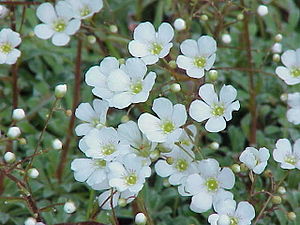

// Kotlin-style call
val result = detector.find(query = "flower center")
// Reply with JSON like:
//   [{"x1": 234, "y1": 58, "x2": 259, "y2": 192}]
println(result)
[
  {"x1": 212, "y1": 105, "x2": 225, "y2": 116},
  {"x1": 131, "y1": 81, "x2": 143, "y2": 94},
  {"x1": 95, "y1": 159, "x2": 107, "y2": 167},
  {"x1": 291, "y1": 68, "x2": 300, "y2": 77},
  {"x1": 150, "y1": 42, "x2": 163, "y2": 55},
  {"x1": 80, "y1": 6, "x2": 91, "y2": 17},
  {"x1": 205, "y1": 178, "x2": 219, "y2": 192},
  {"x1": 284, "y1": 155, "x2": 296, "y2": 165},
  {"x1": 125, "y1": 174, "x2": 137, "y2": 185},
  {"x1": 193, "y1": 57, "x2": 206, "y2": 68},
  {"x1": 175, "y1": 159, "x2": 188, "y2": 172},
  {"x1": 230, "y1": 217, "x2": 238, "y2": 225},
  {"x1": 102, "y1": 144, "x2": 116, "y2": 155},
  {"x1": 0, "y1": 43, "x2": 12, "y2": 54},
  {"x1": 53, "y1": 20, "x2": 66, "y2": 32},
  {"x1": 161, "y1": 121, "x2": 175, "y2": 134}
]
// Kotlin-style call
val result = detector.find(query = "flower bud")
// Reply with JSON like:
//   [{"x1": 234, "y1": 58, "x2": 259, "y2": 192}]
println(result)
[
  {"x1": 218, "y1": 214, "x2": 230, "y2": 225},
  {"x1": 87, "y1": 35, "x2": 96, "y2": 44},
  {"x1": 222, "y1": 34, "x2": 232, "y2": 44},
  {"x1": 7, "y1": 127, "x2": 21, "y2": 139},
  {"x1": 237, "y1": 13, "x2": 244, "y2": 21},
  {"x1": 150, "y1": 150, "x2": 160, "y2": 160},
  {"x1": 274, "y1": 34, "x2": 283, "y2": 42},
  {"x1": 277, "y1": 186, "x2": 286, "y2": 195},
  {"x1": 257, "y1": 5, "x2": 268, "y2": 17},
  {"x1": 200, "y1": 14, "x2": 208, "y2": 21},
  {"x1": 52, "y1": 139, "x2": 63, "y2": 150},
  {"x1": 272, "y1": 54, "x2": 280, "y2": 63},
  {"x1": 55, "y1": 84, "x2": 67, "y2": 98},
  {"x1": 170, "y1": 83, "x2": 181, "y2": 93},
  {"x1": 209, "y1": 142, "x2": 219, "y2": 150},
  {"x1": 28, "y1": 168, "x2": 39, "y2": 179},
  {"x1": 135, "y1": 212, "x2": 147, "y2": 225},
  {"x1": 109, "y1": 25, "x2": 118, "y2": 33},
  {"x1": 263, "y1": 169, "x2": 272, "y2": 177},
  {"x1": 280, "y1": 93, "x2": 288, "y2": 102},
  {"x1": 168, "y1": 60, "x2": 177, "y2": 69},
  {"x1": 118, "y1": 58, "x2": 125, "y2": 64},
  {"x1": 173, "y1": 18, "x2": 186, "y2": 31},
  {"x1": 208, "y1": 70, "x2": 218, "y2": 81},
  {"x1": 240, "y1": 163, "x2": 248, "y2": 172},
  {"x1": 118, "y1": 198, "x2": 127, "y2": 207},
  {"x1": 272, "y1": 43, "x2": 282, "y2": 53},
  {"x1": 19, "y1": 138, "x2": 27, "y2": 145},
  {"x1": 121, "y1": 115, "x2": 130, "y2": 123},
  {"x1": 287, "y1": 212, "x2": 296, "y2": 221},
  {"x1": 231, "y1": 164, "x2": 241, "y2": 173},
  {"x1": 163, "y1": 178, "x2": 171, "y2": 187},
  {"x1": 12, "y1": 108, "x2": 25, "y2": 121},
  {"x1": 272, "y1": 196, "x2": 282, "y2": 205},
  {"x1": 166, "y1": 157, "x2": 174, "y2": 165},
  {"x1": 65, "y1": 109, "x2": 72, "y2": 117},
  {"x1": 0, "y1": 5, "x2": 9, "y2": 19},
  {"x1": 4, "y1": 152, "x2": 16, "y2": 163},
  {"x1": 64, "y1": 201, "x2": 76, "y2": 214},
  {"x1": 24, "y1": 217, "x2": 36, "y2": 225}
]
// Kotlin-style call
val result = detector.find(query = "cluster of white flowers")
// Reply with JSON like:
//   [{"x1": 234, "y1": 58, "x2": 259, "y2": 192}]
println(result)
[
  {"x1": 34, "y1": 0, "x2": 103, "y2": 46},
  {"x1": 0, "y1": 28, "x2": 22, "y2": 65}
]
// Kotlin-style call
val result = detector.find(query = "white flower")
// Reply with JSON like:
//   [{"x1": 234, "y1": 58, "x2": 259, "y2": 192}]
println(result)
[
  {"x1": 257, "y1": 5, "x2": 268, "y2": 16},
  {"x1": 12, "y1": 108, "x2": 25, "y2": 121},
  {"x1": 75, "y1": 99, "x2": 109, "y2": 136},
  {"x1": 98, "y1": 189, "x2": 135, "y2": 210},
  {"x1": 185, "y1": 158, "x2": 235, "y2": 213},
  {"x1": 55, "y1": 84, "x2": 67, "y2": 98},
  {"x1": 82, "y1": 127, "x2": 130, "y2": 161},
  {"x1": 0, "y1": 28, "x2": 21, "y2": 65},
  {"x1": 128, "y1": 22, "x2": 174, "y2": 65},
  {"x1": 135, "y1": 213, "x2": 147, "y2": 225},
  {"x1": 66, "y1": 0, "x2": 103, "y2": 19},
  {"x1": 108, "y1": 153, "x2": 151, "y2": 193},
  {"x1": 239, "y1": 147, "x2": 270, "y2": 174},
  {"x1": 64, "y1": 201, "x2": 76, "y2": 214},
  {"x1": 275, "y1": 49, "x2": 300, "y2": 85},
  {"x1": 28, "y1": 168, "x2": 39, "y2": 179},
  {"x1": 34, "y1": 2, "x2": 81, "y2": 46},
  {"x1": 138, "y1": 97, "x2": 187, "y2": 143},
  {"x1": 85, "y1": 57, "x2": 156, "y2": 109},
  {"x1": 189, "y1": 83, "x2": 240, "y2": 132},
  {"x1": 7, "y1": 126, "x2": 21, "y2": 138},
  {"x1": 221, "y1": 34, "x2": 231, "y2": 44},
  {"x1": 52, "y1": 138, "x2": 63, "y2": 150},
  {"x1": 71, "y1": 158, "x2": 110, "y2": 190},
  {"x1": 287, "y1": 92, "x2": 300, "y2": 125},
  {"x1": 118, "y1": 121, "x2": 157, "y2": 160},
  {"x1": 272, "y1": 43, "x2": 282, "y2": 53},
  {"x1": 155, "y1": 146, "x2": 197, "y2": 186},
  {"x1": 273, "y1": 139, "x2": 300, "y2": 170},
  {"x1": 24, "y1": 217, "x2": 36, "y2": 225},
  {"x1": 173, "y1": 18, "x2": 186, "y2": 31},
  {"x1": 4, "y1": 152, "x2": 16, "y2": 163},
  {"x1": 176, "y1": 35, "x2": 216, "y2": 78},
  {"x1": 208, "y1": 199, "x2": 255, "y2": 225}
]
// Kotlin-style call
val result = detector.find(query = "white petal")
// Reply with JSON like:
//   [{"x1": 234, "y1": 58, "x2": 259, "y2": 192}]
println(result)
[
  {"x1": 287, "y1": 92, "x2": 300, "y2": 108},
  {"x1": 75, "y1": 102, "x2": 96, "y2": 122},
  {"x1": 208, "y1": 214, "x2": 219, "y2": 225},
  {"x1": 235, "y1": 201, "x2": 255, "y2": 221},
  {"x1": 157, "y1": 23, "x2": 174, "y2": 45},
  {"x1": 293, "y1": 139, "x2": 300, "y2": 158},
  {"x1": 259, "y1": 147, "x2": 270, "y2": 162},
  {"x1": 75, "y1": 123, "x2": 93, "y2": 136},
  {"x1": 218, "y1": 168, "x2": 235, "y2": 189},
  {"x1": 253, "y1": 162, "x2": 267, "y2": 174},
  {"x1": 99, "y1": 57, "x2": 120, "y2": 76},
  {"x1": 123, "y1": 58, "x2": 147, "y2": 79},
  {"x1": 51, "y1": 33, "x2": 70, "y2": 46},
  {"x1": 5, "y1": 49, "x2": 20, "y2": 65},
  {"x1": 199, "y1": 83, "x2": 218, "y2": 106},
  {"x1": 176, "y1": 55, "x2": 193, "y2": 70},
  {"x1": 189, "y1": 100, "x2": 211, "y2": 122},
  {"x1": 98, "y1": 190, "x2": 120, "y2": 210},
  {"x1": 87, "y1": 168, "x2": 106, "y2": 186},
  {"x1": 142, "y1": 72, "x2": 156, "y2": 92},
  {"x1": 138, "y1": 113, "x2": 165, "y2": 142},
  {"x1": 107, "y1": 69, "x2": 130, "y2": 92},
  {"x1": 158, "y1": 43, "x2": 173, "y2": 58},
  {"x1": 55, "y1": 1, "x2": 74, "y2": 20},
  {"x1": 281, "y1": 50, "x2": 296, "y2": 68},
  {"x1": 65, "y1": 19, "x2": 81, "y2": 35},
  {"x1": 205, "y1": 116, "x2": 226, "y2": 132},
  {"x1": 198, "y1": 158, "x2": 220, "y2": 178},
  {"x1": 128, "y1": 40, "x2": 149, "y2": 57},
  {"x1": 185, "y1": 174, "x2": 205, "y2": 195},
  {"x1": 85, "y1": 66, "x2": 105, "y2": 87},
  {"x1": 141, "y1": 55, "x2": 159, "y2": 65},
  {"x1": 273, "y1": 139, "x2": 292, "y2": 163},
  {"x1": 93, "y1": 99, "x2": 109, "y2": 124},
  {"x1": 287, "y1": 108, "x2": 300, "y2": 125},
  {"x1": 224, "y1": 100, "x2": 240, "y2": 121},
  {"x1": 133, "y1": 22, "x2": 156, "y2": 43},
  {"x1": 110, "y1": 92, "x2": 132, "y2": 109},
  {"x1": 220, "y1": 85, "x2": 237, "y2": 105},
  {"x1": 34, "y1": 24, "x2": 54, "y2": 39},
  {"x1": 197, "y1": 35, "x2": 217, "y2": 57},
  {"x1": 71, "y1": 158, "x2": 95, "y2": 182},
  {"x1": 36, "y1": 3, "x2": 57, "y2": 24},
  {"x1": 152, "y1": 97, "x2": 173, "y2": 119},
  {"x1": 7, "y1": 31, "x2": 21, "y2": 47},
  {"x1": 172, "y1": 104, "x2": 187, "y2": 127},
  {"x1": 204, "y1": 54, "x2": 216, "y2": 70},
  {"x1": 118, "y1": 121, "x2": 142, "y2": 145},
  {"x1": 180, "y1": 39, "x2": 199, "y2": 57},
  {"x1": 187, "y1": 67, "x2": 205, "y2": 78},
  {"x1": 190, "y1": 191, "x2": 213, "y2": 213},
  {"x1": 155, "y1": 160, "x2": 174, "y2": 177}
]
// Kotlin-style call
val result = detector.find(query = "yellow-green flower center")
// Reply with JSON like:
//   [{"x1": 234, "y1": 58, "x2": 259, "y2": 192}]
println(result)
[
  {"x1": 102, "y1": 144, "x2": 116, "y2": 155},
  {"x1": 95, "y1": 159, "x2": 107, "y2": 167},
  {"x1": 150, "y1": 42, "x2": 163, "y2": 55},
  {"x1": 193, "y1": 57, "x2": 206, "y2": 68},
  {"x1": 0, "y1": 43, "x2": 12, "y2": 54},
  {"x1": 161, "y1": 121, "x2": 175, "y2": 134},
  {"x1": 175, "y1": 159, "x2": 188, "y2": 172},
  {"x1": 131, "y1": 81, "x2": 143, "y2": 94},
  {"x1": 53, "y1": 20, "x2": 66, "y2": 32},
  {"x1": 291, "y1": 68, "x2": 300, "y2": 77},
  {"x1": 205, "y1": 178, "x2": 219, "y2": 192},
  {"x1": 179, "y1": 139, "x2": 190, "y2": 146},
  {"x1": 285, "y1": 155, "x2": 296, "y2": 165},
  {"x1": 80, "y1": 6, "x2": 91, "y2": 17},
  {"x1": 230, "y1": 217, "x2": 238, "y2": 225},
  {"x1": 125, "y1": 174, "x2": 137, "y2": 185},
  {"x1": 212, "y1": 105, "x2": 225, "y2": 116}
]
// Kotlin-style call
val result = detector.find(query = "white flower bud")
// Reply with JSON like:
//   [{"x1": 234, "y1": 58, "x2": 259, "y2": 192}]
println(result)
[
  {"x1": 121, "y1": 115, "x2": 130, "y2": 123},
  {"x1": 24, "y1": 217, "x2": 36, "y2": 225},
  {"x1": 64, "y1": 201, "x2": 76, "y2": 214},
  {"x1": 28, "y1": 168, "x2": 39, "y2": 179},
  {"x1": 272, "y1": 43, "x2": 282, "y2": 53},
  {"x1": 118, "y1": 198, "x2": 127, "y2": 207},
  {"x1": 52, "y1": 139, "x2": 63, "y2": 150},
  {"x1": 7, "y1": 127, "x2": 21, "y2": 139},
  {"x1": 237, "y1": 13, "x2": 244, "y2": 21},
  {"x1": 272, "y1": 53, "x2": 280, "y2": 63},
  {"x1": 109, "y1": 25, "x2": 118, "y2": 33},
  {"x1": 277, "y1": 186, "x2": 286, "y2": 194},
  {"x1": 222, "y1": 34, "x2": 232, "y2": 44},
  {"x1": 231, "y1": 164, "x2": 241, "y2": 173},
  {"x1": 170, "y1": 83, "x2": 181, "y2": 92},
  {"x1": 173, "y1": 18, "x2": 186, "y2": 31},
  {"x1": 0, "y1": 5, "x2": 9, "y2": 19},
  {"x1": 135, "y1": 213, "x2": 147, "y2": 225},
  {"x1": 210, "y1": 142, "x2": 219, "y2": 150},
  {"x1": 288, "y1": 212, "x2": 296, "y2": 221},
  {"x1": 257, "y1": 5, "x2": 268, "y2": 17},
  {"x1": 218, "y1": 215, "x2": 230, "y2": 225},
  {"x1": 4, "y1": 152, "x2": 16, "y2": 163},
  {"x1": 280, "y1": 93, "x2": 288, "y2": 102},
  {"x1": 200, "y1": 14, "x2": 208, "y2": 21},
  {"x1": 55, "y1": 84, "x2": 67, "y2": 98},
  {"x1": 12, "y1": 108, "x2": 26, "y2": 121},
  {"x1": 274, "y1": 33, "x2": 283, "y2": 42},
  {"x1": 87, "y1": 35, "x2": 96, "y2": 44},
  {"x1": 208, "y1": 69, "x2": 218, "y2": 81}
]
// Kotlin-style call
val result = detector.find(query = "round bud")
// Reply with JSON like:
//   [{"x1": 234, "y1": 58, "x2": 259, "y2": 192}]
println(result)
[
  {"x1": 272, "y1": 54, "x2": 280, "y2": 63},
  {"x1": 287, "y1": 212, "x2": 296, "y2": 221},
  {"x1": 28, "y1": 31, "x2": 35, "y2": 38},
  {"x1": 19, "y1": 138, "x2": 27, "y2": 145},
  {"x1": 121, "y1": 115, "x2": 130, "y2": 123},
  {"x1": 87, "y1": 35, "x2": 96, "y2": 44},
  {"x1": 150, "y1": 150, "x2": 160, "y2": 160},
  {"x1": 272, "y1": 196, "x2": 282, "y2": 205},
  {"x1": 7, "y1": 127, "x2": 21, "y2": 139},
  {"x1": 240, "y1": 163, "x2": 248, "y2": 172},
  {"x1": 277, "y1": 186, "x2": 286, "y2": 195},
  {"x1": 109, "y1": 25, "x2": 118, "y2": 33},
  {"x1": 4, "y1": 152, "x2": 16, "y2": 163},
  {"x1": 231, "y1": 164, "x2": 241, "y2": 173},
  {"x1": 280, "y1": 93, "x2": 288, "y2": 102},
  {"x1": 12, "y1": 108, "x2": 25, "y2": 121},
  {"x1": 28, "y1": 168, "x2": 39, "y2": 179},
  {"x1": 210, "y1": 142, "x2": 219, "y2": 150},
  {"x1": 24, "y1": 217, "x2": 37, "y2": 225},
  {"x1": 55, "y1": 84, "x2": 67, "y2": 98},
  {"x1": 65, "y1": 109, "x2": 72, "y2": 117},
  {"x1": 237, "y1": 13, "x2": 244, "y2": 21},
  {"x1": 118, "y1": 198, "x2": 127, "y2": 207},
  {"x1": 163, "y1": 178, "x2": 171, "y2": 187},
  {"x1": 173, "y1": 18, "x2": 186, "y2": 31},
  {"x1": 218, "y1": 214, "x2": 230, "y2": 225},
  {"x1": 166, "y1": 157, "x2": 174, "y2": 165},
  {"x1": 274, "y1": 33, "x2": 283, "y2": 42},
  {"x1": 208, "y1": 70, "x2": 218, "y2": 81},
  {"x1": 135, "y1": 212, "x2": 147, "y2": 225},
  {"x1": 168, "y1": 60, "x2": 177, "y2": 69},
  {"x1": 257, "y1": 5, "x2": 268, "y2": 17},
  {"x1": 200, "y1": 14, "x2": 208, "y2": 21},
  {"x1": 272, "y1": 43, "x2": 282, "y2": 53},
  {"x1": 118, "y1": 58, "x2": 125, "y2": 64},
  {"x1": 52, "y1": 138, "x2": 63, "y2": 150},
  {"x1": 0, "y1": 5, "x2": 9, "y2": 19},
  {"x1": 170, "y1": 83, "x2": 181, "y2": 93},
  {"x1": 263, "y1": 169, "x2": 272, "y2": 177},
  {"x1": 64, "y1": 201, "x2": 76, "y2": 214},
  {"x1": 222, "y1": 34, "x2": 232, "y2": 44}
]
